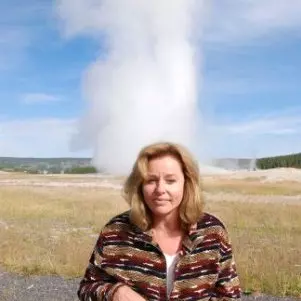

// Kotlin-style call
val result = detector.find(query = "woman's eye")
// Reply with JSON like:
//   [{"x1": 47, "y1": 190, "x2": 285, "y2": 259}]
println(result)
[
  {"x1": 166, "y1": 179, "x2": 176, "y2": 184},
  {"x1": 146, "y1": 179, "x2": 156, "y2": 184}
]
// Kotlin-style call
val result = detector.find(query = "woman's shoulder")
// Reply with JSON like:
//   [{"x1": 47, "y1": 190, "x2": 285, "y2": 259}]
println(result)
[
  {"x1": 196, "y1": 212, "x2": 228, "y2": 231},
  {"x1": 188, "y1": 213, "x2": 231, "y2": 245},
  {"x1": 104, "y1": 210, "x2": 131, "y2": 227},
  {"x1": 92, "y1": 211, "x2": 135, "y2": 249},
  {"x1": 95, "y1": 211, "x2": 132, "y2": 241}
]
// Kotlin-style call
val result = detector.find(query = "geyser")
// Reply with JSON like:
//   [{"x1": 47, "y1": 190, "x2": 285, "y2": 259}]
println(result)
[{"x1": 57, "y1": 0, "x2": 204, "y2": 174}]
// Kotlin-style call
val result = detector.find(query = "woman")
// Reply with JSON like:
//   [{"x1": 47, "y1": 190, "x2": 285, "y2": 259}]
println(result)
[{"x1": 78, "y1": 142, "x2": 241, "y2": 301}]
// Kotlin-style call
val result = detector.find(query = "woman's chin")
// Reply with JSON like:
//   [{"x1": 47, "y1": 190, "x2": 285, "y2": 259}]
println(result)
[{"x1": 149, "y1": 206, "x2": 176, "y2": 217}]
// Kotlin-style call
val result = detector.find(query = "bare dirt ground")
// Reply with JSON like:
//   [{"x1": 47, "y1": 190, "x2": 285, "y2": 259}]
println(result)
[{"x1": 1, "y1": 168, "x2": 300, "y2": 301}]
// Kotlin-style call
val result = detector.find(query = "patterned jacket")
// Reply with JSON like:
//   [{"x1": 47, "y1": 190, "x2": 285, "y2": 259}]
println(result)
[{"x1": 78, "y1": 211, "x2": 241, "y2": 301}]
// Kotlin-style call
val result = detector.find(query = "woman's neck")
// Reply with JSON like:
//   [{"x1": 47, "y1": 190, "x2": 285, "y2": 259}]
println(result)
[
  {"x1": 151, "y1": 211, "x2": 184, "y2": 255},
  {"x1": 152, "y1": 211, "x2": 182, "y2": 235}
]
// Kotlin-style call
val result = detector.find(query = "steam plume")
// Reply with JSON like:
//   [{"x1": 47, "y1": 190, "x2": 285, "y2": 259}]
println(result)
[{"x1": 56, "y1": 0, "x2": 203, "y2": 173}]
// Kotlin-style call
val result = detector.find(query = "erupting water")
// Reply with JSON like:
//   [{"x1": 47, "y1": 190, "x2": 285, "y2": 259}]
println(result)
[{"x1": 57, "y1": 0, "x2": 205, "y2": 173}]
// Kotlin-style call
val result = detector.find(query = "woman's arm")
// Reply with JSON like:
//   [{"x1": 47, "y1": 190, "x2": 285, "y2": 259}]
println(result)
[
  {"x1": 78, "y1": 232, "x2": 146, "y2": 301},
  {"x1": 77, "y1": 234, "x2": 125, "y2": 301},
  {"x1": 212, "y1": 227, "x2": 241, "y2": 300}
]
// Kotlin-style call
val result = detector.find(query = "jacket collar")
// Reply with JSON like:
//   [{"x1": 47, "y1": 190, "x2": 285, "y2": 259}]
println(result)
[{"x1": 131, "y1": 221, "x2": 199, "y2": 255}]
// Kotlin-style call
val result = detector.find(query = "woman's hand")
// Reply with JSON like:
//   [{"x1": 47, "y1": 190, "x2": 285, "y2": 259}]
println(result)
[{"x1": 113, "y1": 285, "x2": 146, "y2": 301}]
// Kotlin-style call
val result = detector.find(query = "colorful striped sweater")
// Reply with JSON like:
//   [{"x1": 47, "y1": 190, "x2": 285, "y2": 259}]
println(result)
[{"x1": 78, "y1": 211, "x2": 241, "y2": 301}]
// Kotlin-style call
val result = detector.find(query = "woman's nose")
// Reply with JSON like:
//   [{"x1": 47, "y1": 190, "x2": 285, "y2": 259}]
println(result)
[{"x1": 156, "y1": 180, "x2": 166, "y2": 193}]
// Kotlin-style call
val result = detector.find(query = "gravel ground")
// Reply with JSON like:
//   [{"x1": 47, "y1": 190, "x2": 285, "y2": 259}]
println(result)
[{"x1": 0, "y1": 269, "x2": 299, "y2": 301}]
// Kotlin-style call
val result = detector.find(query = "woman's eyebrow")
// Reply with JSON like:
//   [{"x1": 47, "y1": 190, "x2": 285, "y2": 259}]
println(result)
[
  {"x1": 164, "y1": 173, "x2": 177, "y2": 177},
  {"x1": 145, "y1": 172, "x2": 179, "y2": 178},
  {"x1": 146, "y1": 174, "x2": 158, "y2": 178},
  {"x1": 147, "y1": 173, "x2": 176, "y2": 177}
]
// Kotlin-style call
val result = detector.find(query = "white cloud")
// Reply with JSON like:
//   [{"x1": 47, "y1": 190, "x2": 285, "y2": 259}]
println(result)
[
  {"x1": 221, "y1": 116, "x2": 301, "y2": 136},
  {"x1": 56, "y1": 0, "x2": 301, "y2": 43},
  {"x1": 0, "y1": 118, "x2": 90, "y2": 157},
  {"x1": 21, "y1": 93, "x2": 62, "y2": 104},
  {"x1": 215, "y1": 106, "x2": 301, "y2": 135},
  {"x1": 0, "y1": 111, "x2": 299, "y2": 159},
  {"x1": 204, "y1": 0, "x2": 301, "y2": 44},
  {"x1": 244, "y1": 0, "x2": 301, "y2": 29},
  {"x1": 208, "y1": 107, "x2": 301, "y2": 158}
]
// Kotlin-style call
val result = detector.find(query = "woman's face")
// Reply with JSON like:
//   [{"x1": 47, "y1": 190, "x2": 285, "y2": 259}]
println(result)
[{"x1": 142, "y1": 155, "x2": 185, "y2": 218}]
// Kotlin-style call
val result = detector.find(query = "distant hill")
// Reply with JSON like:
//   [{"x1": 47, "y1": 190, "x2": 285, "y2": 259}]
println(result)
[
  {"x1": 0, "y1": 157, "x2": 93, "y2": 174},
  {"x1": 0, "y1": 157, "x2": 91, "y2": 165},
  {"x1": 0, "y1": 152, "x2": 300, "y2": 173}
]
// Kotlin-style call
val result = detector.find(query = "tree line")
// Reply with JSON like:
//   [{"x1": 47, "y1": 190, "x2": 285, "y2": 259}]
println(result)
[{"x1": 256, "y1": 152, "x2": 301, "y2": 169}]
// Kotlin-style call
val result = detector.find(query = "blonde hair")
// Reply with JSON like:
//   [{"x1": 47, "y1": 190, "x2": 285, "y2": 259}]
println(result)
[{"x1": 123, "y1": 142, "x2": 204, "y2": 231}]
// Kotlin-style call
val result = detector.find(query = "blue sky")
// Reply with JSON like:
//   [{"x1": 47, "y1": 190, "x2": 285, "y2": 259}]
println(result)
[{"x1": 1, "y1": 0, "x2": 301, "y2": 159}]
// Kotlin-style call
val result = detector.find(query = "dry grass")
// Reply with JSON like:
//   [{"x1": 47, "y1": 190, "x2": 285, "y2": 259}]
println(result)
[
  {"x1": 0, "y1": 185, "x2": 128, "y2": 277},
  {"x1": 206, "y1": 201, "x2": 301, "y2": 297},
  {"x1": 203, "y1": 177, "x2": 301, "y2": 196},
  {"x1": 0, "y1": 174, "x2": 300, "y2": 297}
]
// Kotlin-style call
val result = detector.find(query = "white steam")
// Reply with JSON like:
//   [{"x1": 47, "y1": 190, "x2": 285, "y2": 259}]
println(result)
[{"x1": 56, "y1": 0, "x2": 204, "y2": 174}]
